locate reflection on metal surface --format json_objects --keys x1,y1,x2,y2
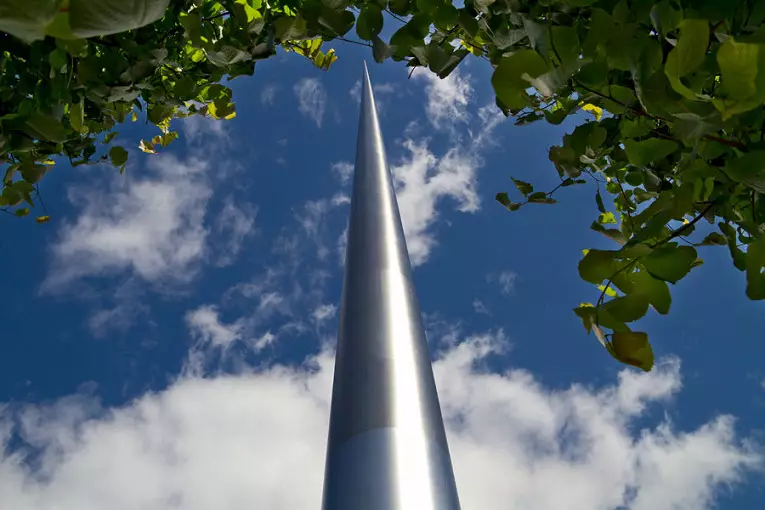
[{"x1": 321, "y1": 64, "x2": 461, "y2": 510}]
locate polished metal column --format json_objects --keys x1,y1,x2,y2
[{"x1": 321, "y1": 63, "x2": 461, "y2": 510}]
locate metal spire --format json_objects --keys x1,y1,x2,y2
[{"x1": 321, "y1": 63, "x2": 462, "y2": 510}]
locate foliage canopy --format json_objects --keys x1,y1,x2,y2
[{"x1": 2, "y1": 0, "x2": 764, "y2": 371}]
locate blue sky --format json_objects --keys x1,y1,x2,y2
[{"x1": 0, "y1": 38, "x2": 764, "y2": 509}]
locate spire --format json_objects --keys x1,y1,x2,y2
[{"x1": 320, "y1": 63, "x2": 462, "y2": 510}]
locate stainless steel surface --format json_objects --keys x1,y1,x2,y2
[{"x1": 321, "y1": 64, "x2": 461, "y2": 510}]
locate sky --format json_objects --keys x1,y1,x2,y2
[{"x1": 1, "y1": 35, "x2": 764, "y2": 510}]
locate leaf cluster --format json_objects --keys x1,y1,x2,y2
[{"x1": 3, "y1": 0, "x2": 765, "y2": 370}]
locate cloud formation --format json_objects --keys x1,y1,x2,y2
[
  {"x1": 488, "y1": 270, "x2": 518, "y2": 295},
  {"x1": 294, "y1": 78, "x2": 326, "y2": 127},
  {"x1": 390, "y1": 71, "x2": 505, "y2": 266},
  {"x1": 331, "y1": 161, "x2": 354, "y2": 185},
  {"x1": 44, "y1": 154, "x2": 212, "y2": 291},
  {"x1": 213, "y1": 197, "x2": 257, "y2": 267},
  {"x1": 0, "y1": 331, "x2": 759, "y2": 510},
  {"x1": 415, "y1": 69, "x2": 472, "y2": 131}
]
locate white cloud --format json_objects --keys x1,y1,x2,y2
[
  {"x1": 181, "y1": 115, "x2": 228, "y2": 144},
  {"x1": 312, "y1": 304, "x2": 337, "y2": 323},
  {"x1": 336, "y1": 227, "x2": 348, "y2": 266},
  {"x1": 294, "y1": 78, "x2": 326, "y2": 127},
  {"x1": 388, "y1": 72, "x2": 506, "y2": 266},
  {"x1": 472, "y1": 299, "x2": 490, "y2": 315},
  {"x1": 331, "y1": 161, "x2": 354, "y2": 185},
  {"x1": 350, "y1": 80, "x2": 396, "y2": 104},
  {"x1": 415, "y1": 68, "x2": 472, "y2": 132},
  {"x1": 260, "y1": 85, "x2": 277, "y2": 105},
  {"x1": 392, "y1": 140, "x2": 482, "y2": 266},
  {"x1": 295, "y1": 196, "x2": 348, "y2": 261},
  {"x1": 0, "y1": 331, "x2": 759, "y2": 510},
  {"x1": 87, "y1": 280, "x2": 148, "y2": 338},
  {"x1": 44, "y1": 154, "x2": 212, "y2": 291},
  {"x1": 186, "y1": 305, "x2": 242, "y2": 349},
  {"x1": 214, "y1": 197, "x2": 257, "y2": 267},
  {"x1": 489, "y1": 270, "x2": 518, "y2": 295}
]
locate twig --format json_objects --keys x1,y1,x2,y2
[
  {"x1": 202, "y1": 11, "x2": 229, "y2": 22},
  {"x1": 597, "y1": 258, "x2": 639, "y2": 307},
  {"x1": 35, "y1": 184, "x2": 48, "y2": 215},
  {"x1": 614, "y1": 176, "x2": 635, "y2": 232},
  {"x1": 651, "y1": 202, "x2": 717, "y2": 248},
  {"x1": 385, "y1": 8, "x2": 408, "y2": 25},
  {"x1": 335, "y1": 36, "x2": 371, "y2": 48}
]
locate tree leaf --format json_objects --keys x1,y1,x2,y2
[
  {"x1": 610, "y1": 332, "x2": 654, "y2": 371},
  {"x1": 664, "y1": 19, "x2": 709, "y2": 99},
  {"x1": 372, "y1": 35, "x2": 391, "y2": 63},
  {"x1": 724, "y1": 150, "x2": 765, "y2": 193},
  {"x1": 356, "y1": 5, "x2": 383, "y2": 41},
  {"x1": 491, "y1": 50, "x2": 548, "y2": 110},
  {"x1": 36, "y1": 215, "x2": 51, "y2": 224},
  {"x1": 109, "y1": 146, "x2": 129, "y2": 167},
  {"x1": 511, "y1": 178, "x2": 533, "y2": 196},
  {"x1": 24, "y1": 114, "x2": 69, "y2": 143},
  {"x1": 600, "y1": 293, "x2": 649, "y2": 323},
  {"x1": 745, "y1": 235, "x2": 765, "y2": 299},
  {"x1": 68, "y1": 0, "x2": 171, "y2": 38},
  {"x1": 138, "y1": 139, "x2": 157, "y2": 154},
  {"x1": 650, "y1": 0, "x2": 682, "y2": 38},
  {"x1": 578, "y1": 249, "x2": 621, "y2": 284},
  {"x1": 70, "y1": 98, "x2": 85, "y2": 133},
  {"x1": 0, "y1": 0, "x2": 60, "y2": 42},
  {"x1": 699, "y1": 232, "x2": 727, "y2": 246},
  {"x1": 717, "y1": 38, "x2": 760, "y2": 101},
  {"x1": 641, "y1": 245, "x2": 697, "y2": 283},
  {"x1": 628, "y1": 270, "x2": 671, "y2": 315},
  {"x1": 496, "y1": 192, "x2": 521, "y2": 211},
  {"x1": 623, "y1": 139, "x2": 678, "y2": 167}
]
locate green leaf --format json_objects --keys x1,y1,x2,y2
[
  {"x1": 0, "y1": 0, "x2": 60, "y2": 42},
  {"x1": 372, "y1": 35, "x2": 392, "y2": 63},
  {"x1": 511, "y1": 178, "x2": 533, "y2": 196},
  {"x1": 610, "y1": 331, "x2": 654, "y2": 371},
  {"x1": 600, "y1": 293, "x2": 649, "y2": 323},
  {"x1": 746, "y1": 235, "x2": 765, "y2": 299},
  {"x1": 103, "y1": 132, "x2": 119, "y2": 145},
  {"x1": 641, "y1": 245, "x2": 697, "y2": 283},
  {"x1": 595, "y1": 190, "x2": 606, "y2": 213},
  {"x1": 724, "y1": 150, "x2": 765, "y2": 193},
  {"x1": 717, "y1": 39, "x2": 760, "y2": 101},
  {"x1": 650, "y1": 0, "x2": 682, "y2": 38},
  {"x1": 720, "y1": 222, "x2": 747, "y2": 271},
  {"x1": 664, "y1": 19, "x2": 709, "y2": 99},
  {"x1": 109, "y1": 146, "x2": 129, "y2": 167},
  {"x1": 20, "y1": 162, "x2": 49, "y2": 184},
  {"x1": 591, "y1": 221, "x2": 626, "y2": 244},
  {"x1": 70, "y1": 98, "x2": 85, "y2": 133},
  {"x1": 458, "y1": 9, "x2": 478, "y2": 37},
  {"x1": 579, "y1": 249, "x2": 621, "y2": 284},
  {"x1": 598, "y1": 211, "x2": 617, "y2": 224},
  {"x1": 623, "y1": 139, "x2": 678, "y2": 167},
  {"x1": 699, "y1": 232, "x2": 727, "y2": 246},
  {"x1": 416, "y1": 0, "x2": 441, "y2": 13},
  {"x1": 68, "y1": 0, "x2": 171, "y2": 38},
  {"x1": 15, "y1": 207, "x2": 30, "y2": 217},
  {"x1": 356, "y1": 5, "x2": 383, "y2": 41},
  {"x1": 206, "y1": 46, "x2": 251, "y2": 67},
  {"x1": 491, "y1": 50, "x2": 548, "y2": 110},
  {"x1": 25, "y1": 114, "x2": 69, "y2": 143},
  {"x1": 621, "y1": 270, "x2": 671, "y2": 315},
  {"x1": 496, "y1": 192, "x2": 521, "y2": 211}
]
